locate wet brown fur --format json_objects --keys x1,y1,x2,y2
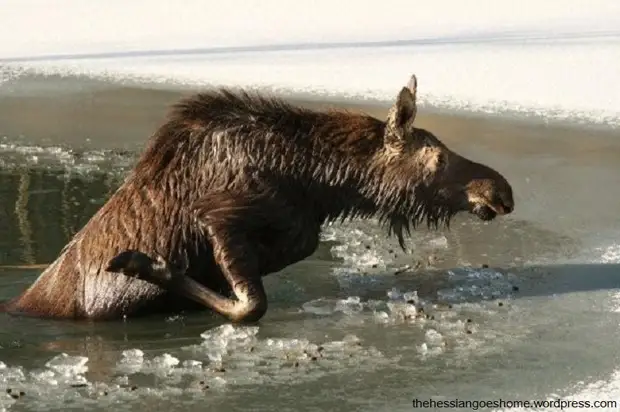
[{"x1": 2, "y1": 77, "x2": 514, "y2": 321}]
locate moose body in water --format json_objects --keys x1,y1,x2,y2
[{"x1": 1, "y1": 75, "x2": 514, "y2": 323}]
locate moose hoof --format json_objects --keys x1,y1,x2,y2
[{"x1": 105, "y1": 250, "x2": 154, "y2": 278}]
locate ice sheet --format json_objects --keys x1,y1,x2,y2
[{"x1": 1, "y1": 0, "x2": 619, "y2": 126}]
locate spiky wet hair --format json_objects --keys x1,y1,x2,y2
[{"x1": 133, "y1": 83, "x2": 456, "y2": 250}]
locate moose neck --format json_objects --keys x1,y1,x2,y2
[
  {"x1": 297, "y1": 111, "x2": 455, "y2": 245},
  {"x1": 298, "y1": 112, "x2": 416, "y2": 227}
]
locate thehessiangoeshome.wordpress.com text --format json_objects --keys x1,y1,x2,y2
[{"x1": 412, "y1": 398, "x2": 617, "y2": 410}]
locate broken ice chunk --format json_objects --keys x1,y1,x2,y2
[
  {"x1": 149, "y1": 353, "x2": 179, "y2": 369},
  {"x1": 425, "y1": 329, "x2": 444, "y2": 347},
  {"x1": 387, "y1": 288, "x2": 402, "y2": 300},
  {"x1": 335, "y1": 297, "x2": 364, "y2": 314},
  {"x1": 402, "y1": 290, "x2": 419, "y2": 304},
  {"x1": 45, "y1": 353, "x2": 88, "y2": 376},
  {"x1": 302, "y1": 298, "x2": 338, "y2": 315}
]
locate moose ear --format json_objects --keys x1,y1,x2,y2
[{"x1": 385, "y1": 74, "x2": 418, "y2": 144}]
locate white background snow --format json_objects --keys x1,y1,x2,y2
[{"x1": 1, "y1": 0, "x2": 619, "y2": 125}]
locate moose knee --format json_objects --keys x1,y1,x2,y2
[
  {"x1": 229, "y1": 298, "x2": 268, "y2": 324},
  {"x1": 227, "y1": 279, "x2": 267, "y2": 323}
]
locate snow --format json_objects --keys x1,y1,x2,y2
[{"x1": 1, "y1": 0, "x2": 619, "y2": 125}]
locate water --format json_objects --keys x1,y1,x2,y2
[{"x1": 0, "y1": 77, "x2": 619, "y2": 411}]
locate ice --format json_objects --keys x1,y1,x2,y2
[
  {"x1": 335, "y1": 296, "x2": 364, "y2": 314},
  {"x1": 120, "y1": 348, "x2": 145, "y2": 363},
  {"x1": 599, "y1": 244, "x2": 620, "y2": 264},
  {"x1": 200, "y1": 323, "x2": 259, "y2": 344},
  {"x1": 181, "y1": 360, "x2": 203, "y2": 369},
  {"x1": 342, "y1": 334, "x2": 362, "y2": 345},
  {"x1": 0, "y1": 354, "x2": 105, "y2": 410},
  {"x1": 428, "y1": 236, "x2": 449, "y2": 249},
  {"x1": 374, "y1": 311, "x2": 390, "y2": 323},
  {"x1": 2, "y1": 1, "x2": 619, "y2": 126},
  {"x1": 296, "y1": 273, "x2": 521, "y2": 366},
  {"x1": 115, "y1": 349, "x2": 145, "y2": 375},
  {"x1": 302, "y1": 296, "x2": 367, "y2": 316},
  {"x1": 327, "y1": 226, "x2": 390, "y2": 271},
  {"x1": 418, "y1": 342, "x2": 444, "y2": 357},
  {"x1": 0, "y1": 291, "x2": 528, "y2": 409},
  {"x1": 403, "y1": 291, "x2": 420, "y2": 305},
  {"x1": 177, "y1": 324, "x2": 395, "y2": 388},
  {"x1": 387, "y1": 288, "x2": 402, "y2": 300},
  {"x1": 0, "y1": 365, "x2": 26, "y2": 384},
  {"x1": 302, "y1": 298, "x2": 338, "y2": 315},
  {"x1": 300, "y1": 271, "x2": 514, "y2": 333},
  {"x1": 0, "y1": 141, "x2": 136, "y2": 178},
  {"x1": 148, "y1": 354, "x2": 180, "y2": 369},
  {"x1": 385, "y1": 289, "x2": 425, "y2": 321},
  {"x1": 45, "y1": 353, "x2": 89, "y2": 376},
  {"x1": 195, "y1": 324, "x2": 260, "y2": 366},
  {"x1": 386, "y1": 301, "x2": 418, "y2": 321},
  {"x1": 437, "y1": 267, "x2": 518, "y2": 302},
  {"x1": 425, "y1": 329, "x2": 445, "y2": 347}
]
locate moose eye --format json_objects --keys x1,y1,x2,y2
[{"x1": 436, "y1": 153, "x2": 446, "y2": 168}]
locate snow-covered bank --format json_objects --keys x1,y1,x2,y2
[{"x1": 1, "y1": 0, "x2": 619, "y2": 126}]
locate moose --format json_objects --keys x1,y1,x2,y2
[{"x1": 2, "y1": 74, "x2": 514, "y2": 323}]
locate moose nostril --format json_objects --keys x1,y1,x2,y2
[{"x1": 503, "y1": 204, "x2": 513, "y2": 214}]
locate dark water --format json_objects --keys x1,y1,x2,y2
[
  {"x1": 0, "y1": 76, "x2": 620, "y2": 411},
  {"x1": 0, "y1": 169, "x2": 119, "y2": 266}
]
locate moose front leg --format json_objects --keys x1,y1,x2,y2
[
  {"x1": 106, "y1": 245, "x2": 267, "y2": 323},
  {"x1": 203, "y1": 223, "x2": 268, "y2": 323},
  {"x1": 107, "y1": 189, "x2": 315, "y2": 323}
]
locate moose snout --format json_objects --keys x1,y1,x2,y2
[{"x1": 494, "y1": 191, "x2": 514, "y2": 215}]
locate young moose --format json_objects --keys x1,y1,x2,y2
[{"x1": 3, "y1": 75, "x2": 514, "y2": 322}]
